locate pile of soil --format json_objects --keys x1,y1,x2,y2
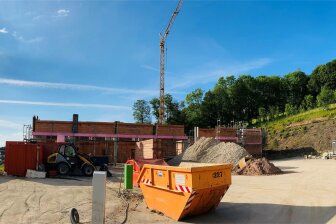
[
  {"x1": 236, "y1": 158, "x2": 282, "y2": 176},
  {"x1": 168, "y1": 137, "x2": 250, "y2": 166}
]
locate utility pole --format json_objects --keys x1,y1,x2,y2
[{"x1": 159, "y1": 0, "x2": 183, "y2": 124}]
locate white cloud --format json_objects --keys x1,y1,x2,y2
[
  {"x1": 0, "y1": 28, "x2": 8, "y2": 34},
  {"x1": 168, "y1": 58, "x2": 273, "y2": 90},
  {"x1": 0, "y1": 132, "x2": 22, "y2": 147},
  {"x1": 141, "y1": 64, "x2": 173, "y2": 75},
  {"x1": 0, "y1": 100, "x2": 131, "y2": 110},
  {"x1": 22, "y1": 37, "x2": 44, "y2": 44},
  {"x1": 0, "y1": 120, "x2": 21, "y2": 129},
  {"x1": 56, "y1": 9, "x2": 70, "y2": 17},
  {"x1": 32, "y1": 15, "x2": 44, "y2": 21},
  {"x1": 0, "y1": 78, "x2": 158, "y2": 96},
  {"x1": 141, "y1": 65, "x2": 160, "y2": 72},
  {"x1": 12, "y1": 31, "x2": 43, "y2": 44}
]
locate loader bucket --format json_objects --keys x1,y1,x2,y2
[{"x1": 137, "y1": 163, "x2": 232, "y2": 221}]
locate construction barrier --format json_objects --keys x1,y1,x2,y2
[{"x1": 137, "y1": 163, "x2": 232, "y2": 220}]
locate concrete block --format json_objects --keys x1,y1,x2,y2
[
  {"x1": 92, "y1": 171, "x2": 106, "y2": 224},
  {"x1": 26, "y1": 169, "x2": 46, "y2": 178}
]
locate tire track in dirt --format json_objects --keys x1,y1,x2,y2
[
  {"x1": 0, "y1": 202, "x2": 14, "y2": 222},
  {"x1": 20, "y1": 190, "x2": 35, "y2": 223}
]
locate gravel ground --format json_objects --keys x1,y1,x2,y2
[
  {"x1": 168, "y1": 137, "x2": 249, "y2": 166},
  {"x1": 0, "y1": 158, "x2": 335, "y2": 223}
]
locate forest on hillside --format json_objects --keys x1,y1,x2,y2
[{"x1": 133, "y1": 59, "x2": 336, "y2": 130}]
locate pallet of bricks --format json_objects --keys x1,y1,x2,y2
[{"x1": 134, "y1": 125, "x2": 186, "y2": 160}]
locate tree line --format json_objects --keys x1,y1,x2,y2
[{"x1": 133, "y1": 59, "x2": 336, "y2": 130}]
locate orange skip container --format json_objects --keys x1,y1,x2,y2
[{"x1": 137, "y1": 163, "x2": 232, "y2": 220}]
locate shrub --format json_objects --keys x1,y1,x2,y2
[{"x1": 317, "y1": 86, "x2": 334, "y2": 110}]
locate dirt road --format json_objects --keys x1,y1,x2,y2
[
  {"x1": 184, "y1": 158, "x2": 336, "y2": 223},
  {"x1": 0, "y1": 158, "x2": 335, "y2": 223}
]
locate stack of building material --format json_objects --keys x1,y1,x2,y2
[
  {"x1": 135, "y1": 139, "x2": 155, "y2": 159},
  {"x1": 135, "y1": 139, "x2": 185, "y2": 160}
]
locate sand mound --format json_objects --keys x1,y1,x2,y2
[
  {"x1": 168, "y1": 137, "x2": 249, "y2": 166},
  {"x1": 237, "y1": 158, "x2": 282, "y2": 176}
]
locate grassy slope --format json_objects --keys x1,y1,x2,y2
[{"x1": 262, "y1": 104, "x2": 336, "y2": 152}]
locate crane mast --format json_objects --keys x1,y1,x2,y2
[{"x1": 159, "y1": 0, "x2": 183, "y2": 124}]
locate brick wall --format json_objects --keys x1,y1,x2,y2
[
  {"x1": 156, "y1": 125, "x2": 185, "y2": 136},
  {"x1": 199, "y1": 128, "x2": 216, "y2": 138}
]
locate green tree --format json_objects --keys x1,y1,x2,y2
[
  {"x1": 317, "y1": 86, "x2": 335, "y2": 109},
  {"x1": 184, "y1": 88, "x2": 204, "y2": 127},
  {"x1": 149, "y1": 98, "x2": 160, "y2": 121},
  {"x1": 255, "y1": 76, "x2": 286, "y2": 113},
  {"x1": 164, "y1": 94, "x2": 183, "y2": 124},
  {"x1": 201, "y1": 77, "x2": 232, "y2": 127},
  {"x1": 283, "y1": 71, "x2": 308, "y2": 106},
  {"x1": 258, "y1": 107, "x2": 266, "y2": 122},
  {"x1": 230, "y1": 75, "x2": 258, "y2": 123},
  {"x1": 285, "y1": 104, "x2": 297, "y2": 116},
  {"x1": 308, "y1": 60, "x2": 336, "y2": 96},
  {"x1": 268, "y1": 106, "x2": 279, "y2": 120},
  {"x1": 150, "y1": 94, "x2": 183, "y2": 124},
  {"x1": 303, "y1": 95, "x2": 315, "y2": 110},
  {"x1": 132, "y1": 100, "x2": 151, "y2": 124}
]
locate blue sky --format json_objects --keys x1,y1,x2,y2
[{"x1": 0, "y1": 1, "x2": 336, "y2": 146}]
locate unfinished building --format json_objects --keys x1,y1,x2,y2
[{"x1": 32, "y1": 114, "x2": 188, "y2": 163}]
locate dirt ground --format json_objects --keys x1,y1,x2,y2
[{"x1": 0, "y1": 158, "x2": 335, "y2": 223}]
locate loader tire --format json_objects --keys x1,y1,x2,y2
[
  {"x1": 57, "y1": 163, "x2": 70, "y2": 175},
  {"x1": 82, "y1": 164, "x2": 94, "y2": 177}
]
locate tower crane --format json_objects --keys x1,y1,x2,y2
[{"x1": 159, "y1": 0, "x2": 183, "y2": 124}]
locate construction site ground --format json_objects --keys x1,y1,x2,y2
[{"x1": 0, "y1": 158, "x2": 335, "y2": 223}]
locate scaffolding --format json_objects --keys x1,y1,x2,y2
[{"x1": 23, "y1": 124, "x2": 33, "y2": 141}]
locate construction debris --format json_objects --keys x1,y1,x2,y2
[
  {"x1": 168, "y1": 137, "x2": 250, "y2": 166},
  {"x1": 236, "y1": 158, "x2": 282, "y2": 176}
]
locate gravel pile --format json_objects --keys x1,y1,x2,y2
[
  {"x1": 168, "y1": 137, "x2": 250, "y2": 166},
  {"x1": 236, "y1": 158, "x2": 282, "y2": 176}
]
